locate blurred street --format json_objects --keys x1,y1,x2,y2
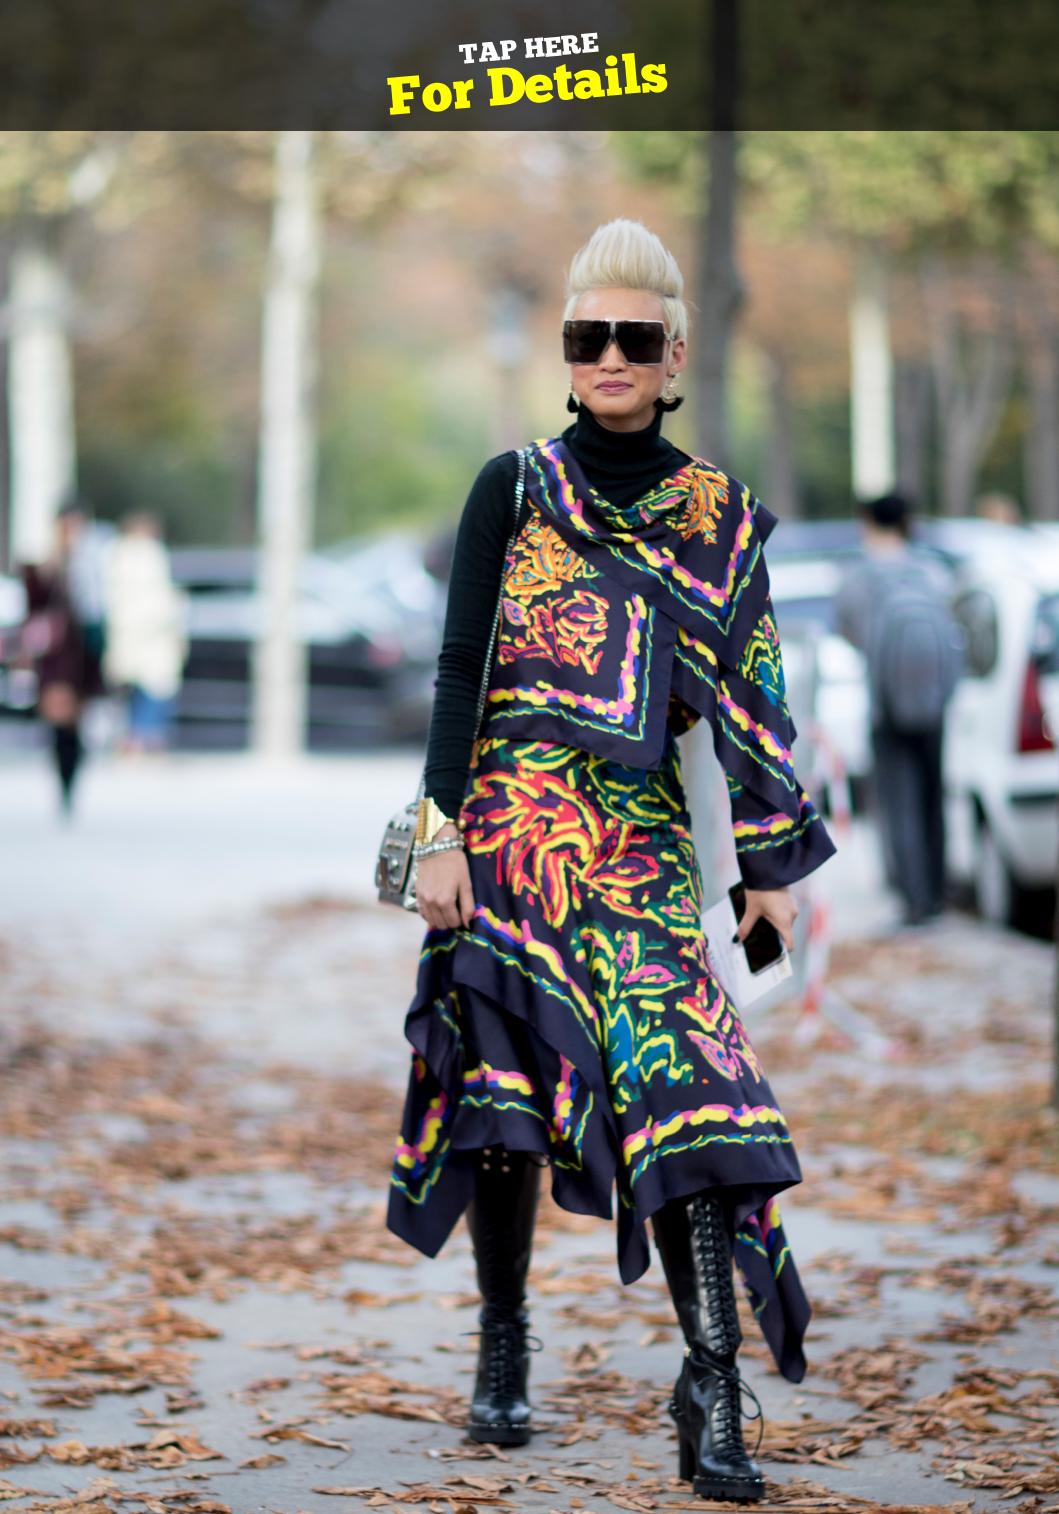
[{"x1": 0, "y1": 749, "x2": 1057, "y2": 1513}]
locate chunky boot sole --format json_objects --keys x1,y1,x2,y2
[
  {"x1": 468, "y1": 1417, "x2": 532, "y2": 1446},
  {"x1": 676, "y1": 1430, "x2": 765, "y2": 1502}
]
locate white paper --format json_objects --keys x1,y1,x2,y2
[{"x1": 702, "y1": 892, "x2": 793, "y2": 1011}]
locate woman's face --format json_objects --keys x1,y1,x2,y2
[{"x1": 567, "y1": 287, "x2": 687, "y2": 432}]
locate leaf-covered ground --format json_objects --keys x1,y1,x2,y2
[{"x1": 1, "y1": 887, "x2": 1057, "y2": 1513}]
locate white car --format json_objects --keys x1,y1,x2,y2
[
  {"x1": 768, "y1": 556, "x2": 871, "y2": 794},
  {"x1": 944, "y1": 532, "x2": 1059, "y2": 925}
]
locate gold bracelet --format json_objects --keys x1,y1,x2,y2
[{"x1": 415, "y1": 795, "x2": 457, "y2": 846}]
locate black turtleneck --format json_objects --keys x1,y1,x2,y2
[{"x1": 422, "y1": 401, "x2": 692, "y2": 819}]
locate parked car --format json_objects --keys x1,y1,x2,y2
[
  {"x1": 170, "y1": 540, "x2": 444, "y2": 750},
  {"x1": 766, "y1": 519, "x2": 1031, "y2": 812},
  {"x1": 944, "y1": 534, "x2": 1059, "y2": 926},
  {"x1": 768, "y1": 556, "x2": 871, "y2": 798},
  {"x1": 764, "y1": 518, "x2": 862, "y2": 562}
]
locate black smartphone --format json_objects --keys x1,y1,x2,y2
[{"x1": 728, "y1": 883, "x2": 787, "y2": 975}]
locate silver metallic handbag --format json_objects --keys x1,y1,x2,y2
[{"x1": 375, "y1": 446, "x2": 527, "y2": 909}]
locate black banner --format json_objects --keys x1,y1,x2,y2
[{"x1": 1, "y1": 0, "x2": 1056, "y2": 129}]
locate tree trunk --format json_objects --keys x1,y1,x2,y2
[
  {"x1": 6, "y1": 230, "x2": 76, "y2": 566},
  {"x1": 921, "y1": 253, "x2": 1014, "y2": 518},
  {"x1": 849, "y1": 243, "x2": 895, "y2": 502},
  {"x1": 252, "y1": 131, "x2": 320, "y2": 759},
  {"x1": 686, "y1": 0, "x2": 743, "y2": 910},
  {"x1": 695, "y1": 127, "x2": 742, "y2": 467},
  {"x1": 1021, "y1": 307, "x2": 1059, "y2": 521},
  {"x1": 764, "y1": 349, "x2": 799, "y2": 519},
  {"x1": 894, "y1": 359, "x2": 932, "y2": 508},
  {"x1": 0, "y1": 292, "x2": 9, "y2": 576},
  {"x1": 487, "y1": 283, "x2": 531, "y2": 456},
  {"x1": 694, "y1": 4, "x2": 742, "y2": 466}
]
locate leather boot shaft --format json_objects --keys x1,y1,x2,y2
[
  {"x1": 464, "y1": 1146, "x2": 544, "y2": 1445},
  {"x1": 652, "y1": 1190, "x2": 765, "y2": 1501}
]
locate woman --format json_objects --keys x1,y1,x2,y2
[
  {"x1": 19, "y1": 505, "x2": 106, "y2": 815},
  {"x1": 103, "y1": 510, "x2": 187, "y2": 754},
  {"x1": 386, "y1": 219, "x2": 836, "y2": 1502}
]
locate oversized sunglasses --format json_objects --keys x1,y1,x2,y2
[{"x1": 562, "y1": 318, "x2": 671, "y2": 366}]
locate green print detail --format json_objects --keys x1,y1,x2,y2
[
  {"x1": 578, "y1": 747, "x2": 688, "y2": 831},
  {"x1": 737, "y1": 609, "x2": 787, "y2": 708},
  {"x1": 420, "y1": 930, "x2": 601, "y2": 1054},
  {"x1": 581, "y1": 923, "x2": 696, "y2": 1115},
  {"x1": 551, "y1": 1092, "x2": 594, "y2": 1173},
  {"x1": 625, "y1": 1126, "x2": 793, "y2": 1188},
  {"x1": 673, "y1": 637, "x2": 796, "y2": 797},
  {"x1": 464, "y1": 1091, "x2": 543, "y2": 1121},
  {"x1": 434, "y1": 991, "x2": 461, "y2": 1037}
]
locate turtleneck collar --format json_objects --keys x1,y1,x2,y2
[
  {"x1": 562, "y1": 398, "x2": 667, "y2": 466},
  {"x1": 554, "y1": 398, "x2": 691, "y2": 513}
]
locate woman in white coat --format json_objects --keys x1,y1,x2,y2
[{"x1": 103, "y1": 512, "x2": 188, "y2": 752}]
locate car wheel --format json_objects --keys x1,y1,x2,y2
[{"x1": 973, "y1": 819, "x2": 1015, "y2": 927}]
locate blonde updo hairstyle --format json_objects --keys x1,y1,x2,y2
[{"x1": 562, "y1": 218, "x2": 689, "y2": 344}]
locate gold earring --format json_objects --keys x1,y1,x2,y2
[{"x1": 662, "y1": 373, "x2": 679, "y2": 402}]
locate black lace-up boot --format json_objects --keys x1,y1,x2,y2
[
  {"x1": 464, "y1": 1145, "x2": 544, "y2": 1445},
  {"x1": 652, "y1": 1190, "x2": 766, "y2": 1502}
]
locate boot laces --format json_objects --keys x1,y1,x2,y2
[
  {"x1": 462, "y1": 1323, "x2": 543, "y2": 1400},
  {"x1": 685, "y1": 1348, "x2": 766, "y2": 1461}
]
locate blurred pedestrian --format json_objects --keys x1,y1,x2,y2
[
  {"x1": 17, "y1": 504, "x2": 107, "y2": 815},
  {"x1": 57, "y1": 492, "x2": 112, "y2": 670},
  {"x1": 836, "y1": 492, "x2": 963, "y2": 926},
  {"x1": 975, "y1": 490, "x2": 1021, "y2": 526},
  {"x1": 103, "y1": 512, "x2": 187, "y2": 754}
]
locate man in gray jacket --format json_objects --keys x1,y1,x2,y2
[{"x1": 836, "y1": 493, "x2": 961, "y2": 927}]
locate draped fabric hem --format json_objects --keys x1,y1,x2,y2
[{"x1": 385, "y1": 932, "x2": 811, "y2": 1383}]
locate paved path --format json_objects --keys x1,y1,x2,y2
[{"x1": 0, "y1": 751, "x2": 1056, "y2": 1513}]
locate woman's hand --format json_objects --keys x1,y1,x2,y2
[
  {"x1": 735, "y1": 886, "x2": 798, "y2": 953},
  {"x1": 415, "y1": 823, "x2": 476, "y2": 931}
]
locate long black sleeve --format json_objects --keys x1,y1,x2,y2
[{"x1": 422, "y1": 451, "x2": 527, "y2": 819}]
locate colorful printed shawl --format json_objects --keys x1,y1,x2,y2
[{"x1": 479, "y1": 437, "x2": 834, "y2": 883}]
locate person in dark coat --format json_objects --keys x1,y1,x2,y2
[{"x1": 18, "y1": 504, "x2": 106, "y2": 814}]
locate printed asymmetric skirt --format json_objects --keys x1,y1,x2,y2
[{"x1": 386, "y1": 727, "x2": 812, "y2": 1383}]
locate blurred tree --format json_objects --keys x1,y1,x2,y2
[
  {"x1": 919, "y1": 251, "x2": 1015, "y2": 517},
  {"x1": 0, "y1": 132, "x2": 121, "y2": 565},
  {"x1": 739, "y1": 131, "x2": 1059, "y2": 515},
  {"x1": 252, "y1": 131, "x2": 320, "y2": 759},
  {"x1": 615, "y1": 130, "x2": 1059, "y2": 516},
  {"x1": 1018, "y1": 245, "x2": 1059, "y2": 521},
  {"x1": 695, "y1": 3, "x2": 742, "y2": 468},
  {"x1": 607, "y1": 19, "x2": 744, "y2": 466}
]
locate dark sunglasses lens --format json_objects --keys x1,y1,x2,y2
[
  {"x1": 563, "y1": 320, "x2": 667, "y2": 364},
  {"x1": 563, "y1": 321, "x2": 610, "y2": 363},
  {"x1": 615, "y1": 321, "x2": 667, "y2": 363}
]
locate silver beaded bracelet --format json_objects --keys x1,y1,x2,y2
[{"x1": 413, "y1": 834, "x2": 466, "y2": 861}]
